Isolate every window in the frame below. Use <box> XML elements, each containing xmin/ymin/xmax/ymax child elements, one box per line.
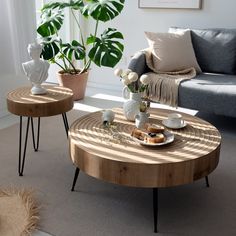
<box><xmin>35</xmin><ymin>0</ymin><xmax>73</xmax><ymax>83</ymax></box>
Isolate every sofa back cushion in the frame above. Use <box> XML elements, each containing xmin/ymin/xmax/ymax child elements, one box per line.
<box><xmin>145</xmin><ymin>30</ymin><xmax>201</xmax><ymax>73</ymax></box>
<box><xmin>169</xmin><ymin>27</ymin><xmax>236</xmax><ymax>74</ymax></box>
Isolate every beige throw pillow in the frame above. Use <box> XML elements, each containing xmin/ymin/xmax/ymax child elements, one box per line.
<box><xmin>145</xmin><ymin>30</ymin><xmax>201</xmax><ymax>73</ymax></box>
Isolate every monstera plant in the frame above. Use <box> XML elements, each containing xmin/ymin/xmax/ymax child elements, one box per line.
<box><xmin>37</xmin><ymin>0</ymin><xmax>125</xmax><ymax>100</ymax></box>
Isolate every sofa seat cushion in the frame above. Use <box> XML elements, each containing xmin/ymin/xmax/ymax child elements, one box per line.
<box><xmin>179</xmin><ymin>73</ymin><xmax>236</xmax><ymax>117</ymax></box>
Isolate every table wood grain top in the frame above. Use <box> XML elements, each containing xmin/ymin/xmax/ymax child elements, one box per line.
<box><xmin>7</xmin><ymin>85</ymin><xmax>73</xmax><ymax>117</ymax></box>
<box><xmin>69</xmin><ymin>108</ymin><xmax>221</xmax><ymax>187</ymax></box>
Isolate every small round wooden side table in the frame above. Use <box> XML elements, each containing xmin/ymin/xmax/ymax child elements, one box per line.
<box><xmin>7</xmin><ymin>85</ymin><xmax>73</xmax><ymax>176</ymax></box>
<box><xmin>69</xmin><ymin>108</ymin><xmax>221</xmax><ymax>233</ymax></box>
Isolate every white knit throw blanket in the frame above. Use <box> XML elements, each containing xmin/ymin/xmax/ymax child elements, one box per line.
<box><xmin>143</xmin><ymin>49</ymin><xmax>196</xmax><ymax>107</ymax></box>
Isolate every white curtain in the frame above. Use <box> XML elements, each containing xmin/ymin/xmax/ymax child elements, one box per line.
<box><xmin>0</xmin><ymin>0</ymin><xmax>36</xmax><ymax>74</ymax></box>
<box><xmin>0</xmin><ymin>0</ymin><xmax>36</xmax><ymax>117</ymax></box>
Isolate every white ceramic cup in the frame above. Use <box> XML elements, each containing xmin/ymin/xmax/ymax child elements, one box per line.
<box><xmin>167</xmin><ymin>113</ymin><xmax>183</xmax><ymax>127</ymax></box>
<box><xmin>102</xmin><ymin>110</ymin><xmax>115</xmax><ymax>125</ymax></box>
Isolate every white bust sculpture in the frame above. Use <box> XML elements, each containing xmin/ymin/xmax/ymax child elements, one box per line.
<box><xmin>22</xmin><ymin>42</ymin><xmax>50</xmax><ymax>95</ymax></box>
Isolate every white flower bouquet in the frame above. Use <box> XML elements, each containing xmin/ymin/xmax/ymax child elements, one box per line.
<box><xmin>114</xmin><ymin>68</ymin><xmax>151</xmax><ymax>93</ymax></box>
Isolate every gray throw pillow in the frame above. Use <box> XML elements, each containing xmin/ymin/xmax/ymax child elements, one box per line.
<box><xmin>169</xmin><ymin>27</ymin><xmax>236</xmax><ymax>74</ymax></box>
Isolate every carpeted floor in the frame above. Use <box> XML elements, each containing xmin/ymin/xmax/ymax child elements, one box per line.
<box><xmin>34</xmin><ymin>229</ymin><xmax>53</xmax><ymax>236</ymax></box>
<box><xmin>0</xmin><ymin>101</ymin><xmax>236</xmax><ymax>236</ymax></box>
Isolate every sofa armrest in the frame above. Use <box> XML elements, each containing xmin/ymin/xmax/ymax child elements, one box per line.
<box><xmin>128</xmin><ymin>51</ymin><xmax>152</xmax><ymax>77</ymax></box>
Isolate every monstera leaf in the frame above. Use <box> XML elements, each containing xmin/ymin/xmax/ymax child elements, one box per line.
<box><xmin>83</xmin><ymin>0</ymin><xmax>125</xmax><ymax>22</ymax></box>
<box><xmin>37</xmin><ymin>9</ymin><xmax>64</xmax><ymax>37</ymax></box>
<box><xmin>66</xmin><ymin>0</ymin><xmax>84</xmax><ymax>10</ymax></box>
<box><xmin>62</xmin><ymin>40</ymin><xmax>86</xmax><ymax>60</ymax></box>
<box><xmin>87</xmin><ymin>28</ymin><xmax>124</xmax><ymax>67</ymax></box>
<box><xmin>42</xmin><ymin>0</ymin><xmax>84</xmax><ymax>11</ymax></box>
<box><xmin>37</xmin><ymin>0</ymin><xmax>125</xmax><ymax>73</ymax></box>
<box><xmin>40</xmin><ymin>38</ymin><xmax>60</xmax><ymax>61</ymax></box>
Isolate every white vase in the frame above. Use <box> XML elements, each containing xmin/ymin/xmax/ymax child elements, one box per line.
<box><xmin>123</xmin><ymin>92</ymin><xmax>141</xmax><ymax>121</ymax></box>
<box><xmin>135</xmin><ymin>112</ymin><xmax>150</xmax><ymax>128</ymax></box>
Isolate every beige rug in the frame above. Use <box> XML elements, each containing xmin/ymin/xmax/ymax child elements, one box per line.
<box><xmin>0</xmin><ymin>188</ymin><xmax>39</xmax><ymax>236</ymax></box>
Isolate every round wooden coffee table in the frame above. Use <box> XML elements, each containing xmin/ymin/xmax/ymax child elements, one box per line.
<box><xmin>69</xmin><ymin>108</ymin><xmax>221</xmax><ymax>233</ymax></box>
<box><xmin>7</xmin><ymin>85</ymin><xmax>73</xmax><ymax>176</ymax></box>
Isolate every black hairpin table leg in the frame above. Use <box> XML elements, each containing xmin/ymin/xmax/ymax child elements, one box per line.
<box><xmin>18</xmin><ymin>116</ymin><xmax>30</xmax><ymax>176</ymax></box>
<box><xmin>62</xmin><ymin>113</ymin><xmax>69</xmax><ymax>137</ymax></box>
<box><xmin>18</xmin><ymin>113</ymin><xmax>69</xmax><ymax>176</ymax></box>
<box><xmin>153</xmin><ymin>188</ymin><xmax>159</xmax><ymax>233</ymax></box>
<box><xmin>205</xmin><ymin>176</ymin><xmax>210</xmax><ymax>187</ymax></box>
<box><xmin>30</xmin><ymin>117</ymin><xmax>40</xmax><ymax>151</ymax></box>
<box><xmin>71</xmin><ymin>167</ymin><xmax>80</xmax><ymax>191</ymax></box>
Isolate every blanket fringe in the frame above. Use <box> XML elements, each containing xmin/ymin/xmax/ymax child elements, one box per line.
<box><xmin>142</xmin><ymin>48</ymin><xmax>196</xmax><ymax>107</ymax></box>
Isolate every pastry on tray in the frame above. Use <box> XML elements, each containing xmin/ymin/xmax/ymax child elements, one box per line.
<box><xmin>144</xmin><ymin>132</ymin><xmax>165</xmax><ymax>144</ymax></box>
<box><xmin>146</xmin><ymin>124</ymin><xmax>165</xmax><ymax>133</ymax></box>
<box><xmin>131</xmin><ymin>128</ymin><xmax>145</xmax><ymax>141</ymax></box>
<box><xmin>131</xmin><ymin>124</ymin><xmax>166</xmax><ymax>143</ymax></box>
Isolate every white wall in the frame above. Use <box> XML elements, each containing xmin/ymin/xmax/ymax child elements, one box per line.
<box><xmin>87</xmin><ymin>0</ymin><xmax>236</xmax><ymax>93</ymax></box>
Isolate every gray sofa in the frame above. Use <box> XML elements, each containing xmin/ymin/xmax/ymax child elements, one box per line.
<box><xmin>128</xmin><ymin>28</ymin><xmax>236</xmax><ymax>118</ymax></box>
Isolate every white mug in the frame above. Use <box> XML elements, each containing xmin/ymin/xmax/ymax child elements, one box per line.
<box><xmin>102</xmin><ymin>110</ymin><xmax>115</xmax><ymax>126</ymax></box>
<box><xmin>167</xmin><ymin>113</ymin><xmax>183</xmax><ymax>127</ymax></box>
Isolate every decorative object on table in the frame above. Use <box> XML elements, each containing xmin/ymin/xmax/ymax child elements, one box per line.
<box><xmin>131</xmin><ymin>124</ymin><xmax>174</xmax><ymax>146</ymax></box>
<box><xmin>167</xmin><ymin>113</ymin><xmax>183</xmax><ymax>126</ymax></box>
<box><xmin>101</xmin><ymin>124</ymin><xmax>133</xmax><ymax>145</ymax></box>
<box><xmin>135</xmin><ymin>101</ymin><xmax>150</xmax><ymax>128</ymax></box>
<box><xmin>0</xmin><ymin>187</ymin><xmax>39</xmax><ymax>236</ymax></box>
<box><xmin>162</xmin><ymin>112</ymin><xmax>187</xmax><ymax>129</ymax></box>
<box><xmin>102</xmin><ymin>110</ymin><xmax>115</xmax><ymax>127</ymax></box>
<box><xmin>22</xmin><ymin>42</ymin><xmax>50</xmax><ymax>95</ymax></box>
<box><xmin>114</xmin><ymin>68</ymin><xmax>151</xmax><ymax>121</ymax></box>
<box><xmin>132</xmin><ymin>130</ymin><xmax>174</xmax><ymax>146</ymax></box>
<box><xmin>100</xmin><ymin>118</ymin><xmax>133</xmax><ymax>146</ymax></box>
<box><xmin>135</xmin><ymin>111</ymin><xmax>150</xmax><ymax>129</ymax></box>
<box><xmin>37</xmin><ymin>0</ymin><xmax>125</xmax><ymax>100</ymax></box>
<box><xmin>122</xmin><ymin>91</ymin><xmax>142</xmax><ymax>121</ymax></box>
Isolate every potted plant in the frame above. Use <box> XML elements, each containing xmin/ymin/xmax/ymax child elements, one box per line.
<box><xmin>37</xmin><ymin>0</ymin><xmax>125</xmax><ymax>100</ymax></box>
